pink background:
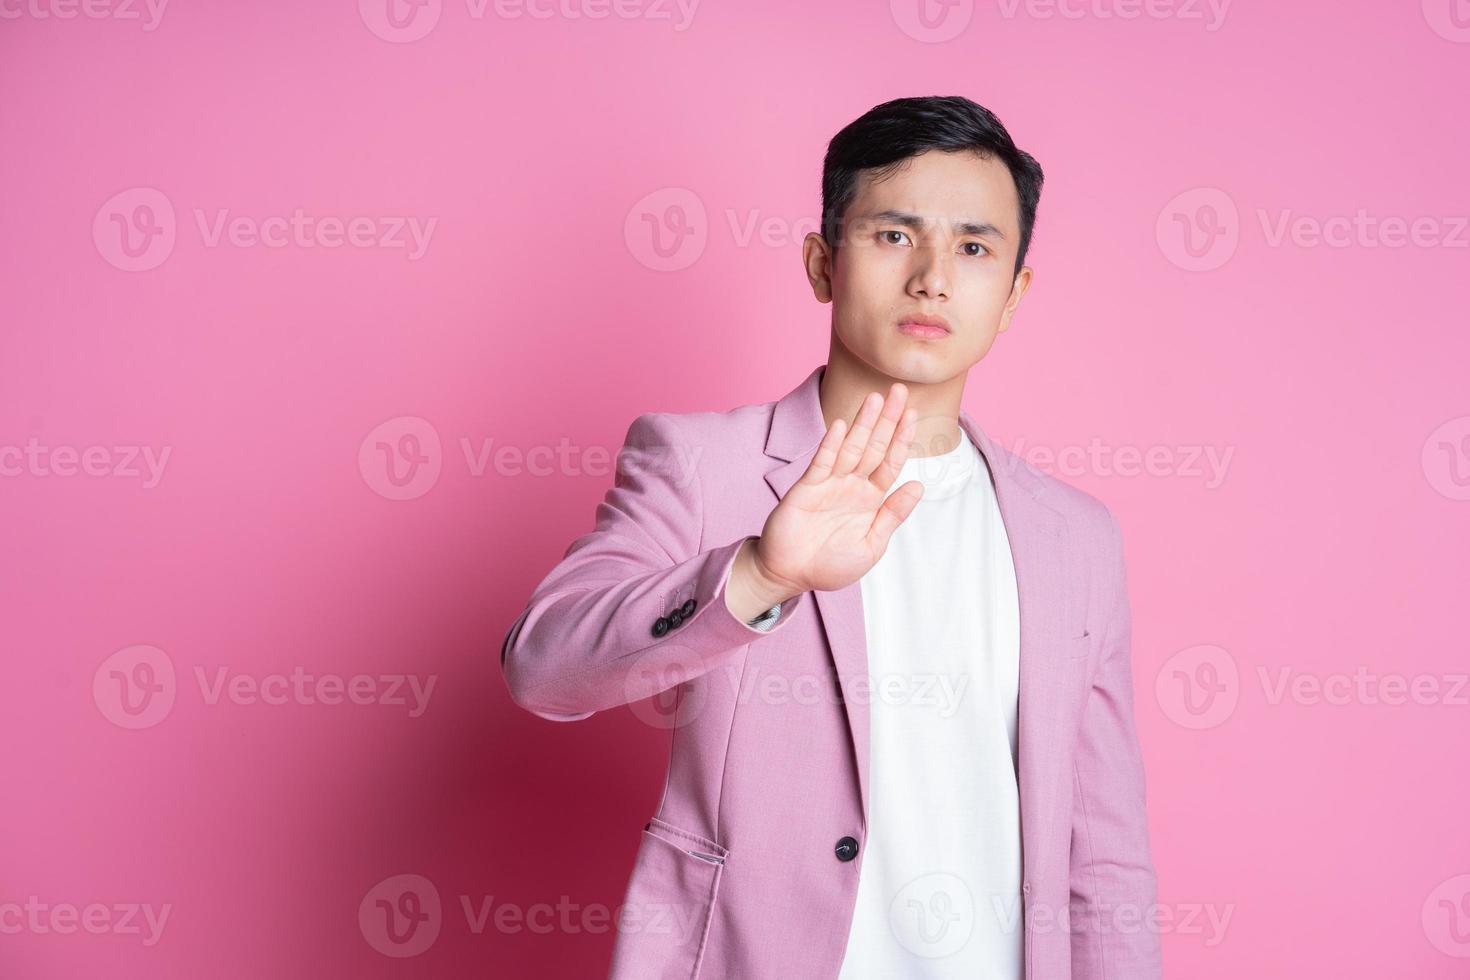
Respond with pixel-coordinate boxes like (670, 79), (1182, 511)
(3, 0), (1469, 976)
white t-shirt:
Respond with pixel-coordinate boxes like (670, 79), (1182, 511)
(836, 426), (1024, 978)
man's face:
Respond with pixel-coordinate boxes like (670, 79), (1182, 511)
(806, 148), (1032, 384)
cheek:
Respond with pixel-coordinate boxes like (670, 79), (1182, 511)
(831, 252), (891, 313)
(968, 268), (1017, 316)
(961, 325), (1003, 360)
(838, 239), (906, 284)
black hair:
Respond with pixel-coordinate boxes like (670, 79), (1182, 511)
(820, 96), (1045, 276)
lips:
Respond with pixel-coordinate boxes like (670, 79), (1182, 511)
(898, 313), (951, 333)
(898, 313), (952, 339)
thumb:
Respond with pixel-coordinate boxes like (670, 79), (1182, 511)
(865, 480), (923, 554)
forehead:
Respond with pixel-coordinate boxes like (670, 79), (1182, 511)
(848, 149), (1020, 236)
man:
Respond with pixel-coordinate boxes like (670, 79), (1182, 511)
(500, 95), (1161, 979)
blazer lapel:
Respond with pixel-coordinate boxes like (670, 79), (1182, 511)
(763, 366), (874, 822)
(762, 366), (1076, 883)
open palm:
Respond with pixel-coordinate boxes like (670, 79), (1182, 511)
(754, 383), (925, 595)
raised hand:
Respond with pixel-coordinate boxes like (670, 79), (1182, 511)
(730, 384), (924, 616)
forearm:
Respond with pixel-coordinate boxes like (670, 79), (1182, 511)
(502, 535), (800, 720)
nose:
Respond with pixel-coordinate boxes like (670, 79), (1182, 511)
(907, 244), (951, 302)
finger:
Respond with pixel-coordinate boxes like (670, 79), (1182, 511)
(866, 479), (924, 551)
(855, 383), (907, 480)
(869, 408), (918, 490)
(799, 416), (847, 485)
(833, 391), (883, 478)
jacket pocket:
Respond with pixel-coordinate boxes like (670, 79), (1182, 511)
(607, 816), (728, 980)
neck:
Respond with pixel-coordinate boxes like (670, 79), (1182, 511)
(819, 341), (966, 459)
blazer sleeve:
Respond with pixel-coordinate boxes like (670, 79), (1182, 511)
(499, 411), (802, 722)
(1068, 509), (1163, 979)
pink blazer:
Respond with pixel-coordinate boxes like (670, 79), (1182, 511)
(500, 364), (1162, 979)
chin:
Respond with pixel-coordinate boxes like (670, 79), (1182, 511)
(878, 350), (959, 385)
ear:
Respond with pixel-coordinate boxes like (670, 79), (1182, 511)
(803, 232), (835, 304)
(996, 265), (1033, 334)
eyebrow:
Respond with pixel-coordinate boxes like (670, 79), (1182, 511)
(865, 208), (1007, 240)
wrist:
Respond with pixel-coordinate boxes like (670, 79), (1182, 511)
(725, 537), (799, 623)
(741, 536), (801, 607)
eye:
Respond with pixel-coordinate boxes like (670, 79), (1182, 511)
(961, 241), (987, 257)
(881, 230), (911, 246)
